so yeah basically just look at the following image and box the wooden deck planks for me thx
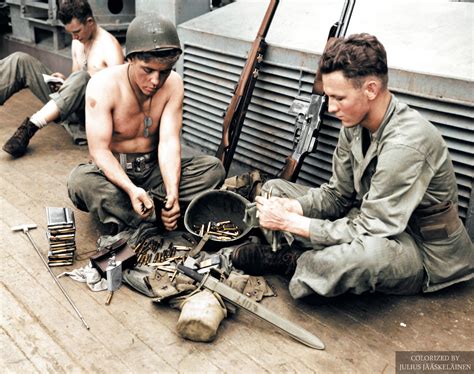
[1,89,473,374]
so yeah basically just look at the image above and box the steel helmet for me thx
[125,14,182,59]
[184,190,252,244]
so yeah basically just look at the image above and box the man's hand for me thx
[257,196,303,216]
[278,196,304,215]
[51,72,67,81]
[129,187,154,218]
[47,82,62,92]
[256,195,310,238]
[256,196,291,231]
[47,72,66,93]
[161,195,180,231]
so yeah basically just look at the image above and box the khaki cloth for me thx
[0,52,89,123]
[67,155,225,231]
[265,95,473,298]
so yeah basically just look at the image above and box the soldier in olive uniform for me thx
[232,33,473,298]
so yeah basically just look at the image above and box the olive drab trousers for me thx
[261,179,426,298]
[67,155,225,232]
[0,52,89,122]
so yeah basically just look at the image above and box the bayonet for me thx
[177,264,325,350]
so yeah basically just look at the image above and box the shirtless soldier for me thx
[67,14,225,234]
[1,0,123,157]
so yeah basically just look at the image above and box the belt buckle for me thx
[134,156,145,172]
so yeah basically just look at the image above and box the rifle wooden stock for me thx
[279,157,299,182]
[216,0,279,175]
[279,0,355,181]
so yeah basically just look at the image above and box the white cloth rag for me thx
[58,262,108,292]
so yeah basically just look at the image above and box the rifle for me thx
[216,0,279,176]
[278,0,356,182]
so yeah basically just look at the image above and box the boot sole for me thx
[2,144,27,158]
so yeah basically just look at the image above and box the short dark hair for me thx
[319,33,389,89]
[127,49,181,65]
[58,0,94,25]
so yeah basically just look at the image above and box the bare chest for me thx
[86,55,108,75]
[112,97,166,140]
[76,41,109,75]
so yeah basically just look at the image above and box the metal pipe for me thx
[11,224,90,330]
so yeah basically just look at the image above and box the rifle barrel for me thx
[279,0,356,181]
[336,0,356,37]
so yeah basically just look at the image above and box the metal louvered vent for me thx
[182,43,473,221]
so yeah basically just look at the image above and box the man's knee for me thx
[262,178,303,199]
[51,70,90,120]
[56,70,90,98]
[201,155,225,186]
[67,164,94,210]
[262,179,279,191]
[262,179,286,196]
[213,158,226,184]
[67,163,83,188]
[10,51,36,65]
[3,52,39,75]
[68,164,86,188]
[65,70,90,87]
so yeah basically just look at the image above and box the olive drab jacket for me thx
[295,95,473,292]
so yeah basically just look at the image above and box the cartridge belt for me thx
[114,151,157,173]
[410,201,461,241]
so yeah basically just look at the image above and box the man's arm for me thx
[256,150,436,251]
[256,196,311,238]
[257,125,434,246]
[48,39,81,80]
[300,145,433,246]
[257,127,355,240]
[103,35,124,67]
[158,73,184,230]
[85,75,153,217]
[71,40,81,73]
[295,127,355,220]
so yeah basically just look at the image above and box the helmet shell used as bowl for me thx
[184,190,252,243]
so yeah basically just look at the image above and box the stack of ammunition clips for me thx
[46,207,76,267]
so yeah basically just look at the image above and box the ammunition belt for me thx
[114,151,157,173]
[410,201,461,241]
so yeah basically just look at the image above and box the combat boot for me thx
[3,117,39,157]
[231,242,302,276]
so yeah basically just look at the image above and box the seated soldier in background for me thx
[67,14,225,235]
[1,0,123,157]
[232,33,473,298]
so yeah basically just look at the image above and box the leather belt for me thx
[410,201,461,241]
[114,151,157,173]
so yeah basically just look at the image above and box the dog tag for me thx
[144,116,152,137]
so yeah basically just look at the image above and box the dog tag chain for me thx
[127,64,153,138]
